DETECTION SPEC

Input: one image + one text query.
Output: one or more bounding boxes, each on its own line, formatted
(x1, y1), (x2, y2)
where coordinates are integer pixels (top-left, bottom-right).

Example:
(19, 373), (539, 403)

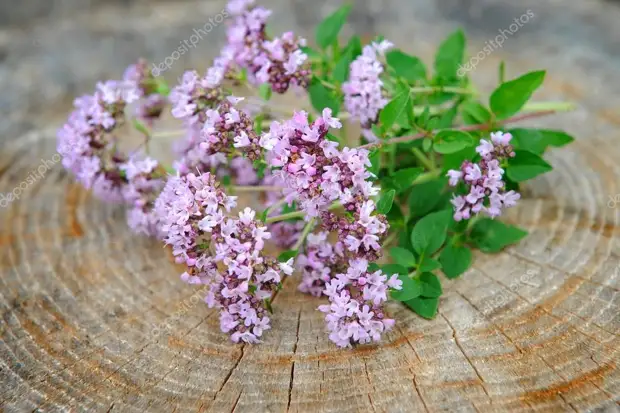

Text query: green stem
(410, 86), (476, 96)
(266, 202), (340, 224)
(319, 78), (337, 90)
(414, 252), (425, 277)
(412, 148), (435, 171)
(466, 215), (481, 231)
(265, 210), (305, 224)
(152, 129), (185, 139)
(413, 170), (441, 185)
(293, 218), (316, 251)
(522, 101), (576, 113)
(232, 185), (283, 193)
(382, 231), (399, 248)
(263, 197), (288, 218)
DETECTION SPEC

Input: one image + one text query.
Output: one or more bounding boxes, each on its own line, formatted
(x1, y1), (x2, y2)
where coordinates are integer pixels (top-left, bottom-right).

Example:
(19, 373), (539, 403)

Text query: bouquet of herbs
(57, 0), (574, 348)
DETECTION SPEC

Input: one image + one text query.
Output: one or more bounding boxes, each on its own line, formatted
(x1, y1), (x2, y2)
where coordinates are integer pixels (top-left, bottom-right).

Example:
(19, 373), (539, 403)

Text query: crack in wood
(286, 308), (302, 413)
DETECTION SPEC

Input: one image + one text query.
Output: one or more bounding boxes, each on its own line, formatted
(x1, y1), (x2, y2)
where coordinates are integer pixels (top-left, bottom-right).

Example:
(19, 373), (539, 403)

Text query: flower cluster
(447, 131), (520, 221)
(57, 80), (139, 202)
(343, 40), (393, 142)
(155, 172), (293, 343)
(172, 96), (261, 175)
(318, 259), (402, 348)
(259, 109), (396, 346)
(222, 0), (310, 92)
(260, 109), (377, 217)
(297, 231), (347, 297)
(121, 156), (166, 237)
(321, 200), (388, 262)
(123, 59), (167, 124)
(155, 172), (237, 271)
(170, 70), (224, 127)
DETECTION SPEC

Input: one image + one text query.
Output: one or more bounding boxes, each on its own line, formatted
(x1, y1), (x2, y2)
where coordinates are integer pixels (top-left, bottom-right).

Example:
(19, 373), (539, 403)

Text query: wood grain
(1, 95), (619, 412)
(1, 0), (620, 411)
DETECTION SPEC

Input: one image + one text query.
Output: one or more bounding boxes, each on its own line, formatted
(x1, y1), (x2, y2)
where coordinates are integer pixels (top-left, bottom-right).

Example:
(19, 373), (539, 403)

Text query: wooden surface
(1, 0), (620, 412)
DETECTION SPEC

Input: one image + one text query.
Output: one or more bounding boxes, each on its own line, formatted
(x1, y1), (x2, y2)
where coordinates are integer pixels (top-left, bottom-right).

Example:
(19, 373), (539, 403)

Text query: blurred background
(1, 0), (620, 143)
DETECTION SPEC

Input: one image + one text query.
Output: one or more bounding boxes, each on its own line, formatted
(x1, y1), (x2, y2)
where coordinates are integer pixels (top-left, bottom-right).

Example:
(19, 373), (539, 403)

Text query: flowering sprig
(219, 0), (310, 93)
(447, 131), (520, 221)
(319, 259), (402, 348)
(58, 0), (576, 347)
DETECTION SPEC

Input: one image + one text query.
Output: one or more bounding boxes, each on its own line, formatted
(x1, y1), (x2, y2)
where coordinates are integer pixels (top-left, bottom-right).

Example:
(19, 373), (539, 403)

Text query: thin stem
(292, 218), (316, 251)
(522, 101), (576, 112)
(412, 148), (435, 171)
(410, 86), (476, 96)
(382, 231), (398, 248)
(266, 202), (341, 224)
(232, 185), (284, 192)
(152, 130), (185, 139)
(265, 209), (305, 224)
(413, 170), (441, 185)
(319, 78), (337, 90)
(263, 197), (288, 218)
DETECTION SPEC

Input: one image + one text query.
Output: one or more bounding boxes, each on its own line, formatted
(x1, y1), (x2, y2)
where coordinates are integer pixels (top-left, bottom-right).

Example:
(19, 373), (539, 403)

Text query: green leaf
(391, 167), (423, 193)
(410, 209), (452, 254)
(377, 189), (396, 214)
(434, 29), (466, 80)
(278, 249), (298, 262)
(404, 296), (439, 319)
(408, 177), (447, 218)
(381, 264), (408, 276)
(369, 150), (381, 176)
(506, 150), (552, 182)
(333, 36), (362, 83)
(315, 4), (352, 49)
(539, 130), (574, 148)
(259, 83), (272, 101)
(461, 101), (492, 125)
(390, 247), (417, 268)
(439, 244), (472, 279)
(155, 80), (170, 96)
(469, 219), (528, 253)
(510, 128), (574, 155)
(264, 298), (274, 314)
(391, 275), (423, 301)
(300, 46), (321, 60)
(333, 53), (353, 84)
(490, 70), (546, 119)
(433, 130), (474, 154)
(508, 129), (546, 155)
(386, 203), (406, 229)
(422, 138), (433, 152)
(418, 257), (442, 272)
(380, 91), (411, 131)
(386, 50), (427, 82)
(308, 76), (340, 115)
(435, 105), (459, 129)
(419, 272), (443, 297)
(441, 145), (477, 171)
(368, 263), (381, 272)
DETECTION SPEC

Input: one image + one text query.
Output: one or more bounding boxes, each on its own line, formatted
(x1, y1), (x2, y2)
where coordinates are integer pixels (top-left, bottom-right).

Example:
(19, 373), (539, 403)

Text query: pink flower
(449, 131), (520, 221)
